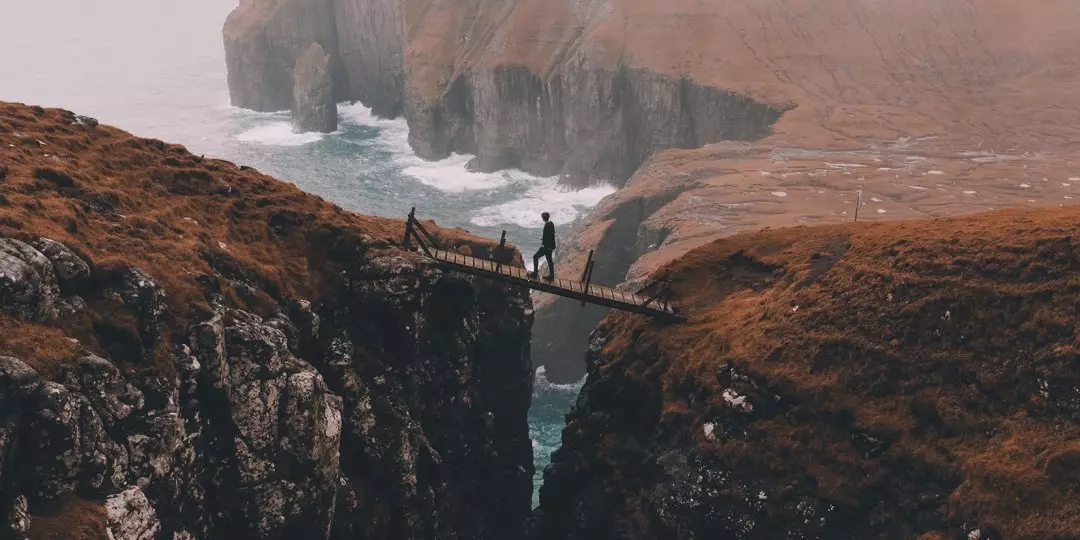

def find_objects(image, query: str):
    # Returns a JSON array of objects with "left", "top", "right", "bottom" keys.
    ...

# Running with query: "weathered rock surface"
[
  {"left": 292, "top": 43, "right": 338, "bottom": 133},
  {"left": 0, "top": 104, "right": 535, "bottom": 539},
  {"left": 224, "top": 0, "right": 788, "bottom": 187},
  {"left": 532, "top": 207, "right": 1080, "bottom": 539},
  {"left": 105, "top": 486, "right": 161, "bottom": 540},
  {"left": 30, "top": 238, "right": 90, "bottom": 286},
  {"left": 0, "top": 238, "right": 59, "bottom": 322},
  {"left": 223, "top": 0, "right": 342, "bottom": 113}
]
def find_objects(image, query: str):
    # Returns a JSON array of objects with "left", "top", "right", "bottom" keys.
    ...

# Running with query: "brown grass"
[
  {"left": 27, "top": 495, "right": 108, "bottom": 540},
  {"left": 0, "top": 316, "right": 79, "bottom": 380},
  {"left": 0, "top": 101, "right": 508, "bottom": 379},
  {"left": 595, "top": 207, "right": 1080, "bottom": 537}
]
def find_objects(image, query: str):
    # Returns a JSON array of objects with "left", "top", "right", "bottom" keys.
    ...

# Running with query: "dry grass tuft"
[{"left": 27, "top": 495, "right": 108, "bottom": 540}]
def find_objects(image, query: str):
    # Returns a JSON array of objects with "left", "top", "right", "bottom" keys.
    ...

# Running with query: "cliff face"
[
  {"left": 223, "top": 0, "right": 788, "bottom": 187},
  {"left": 533, "top": 207, "right": 1080, "bottom": 539},
  {"left": 223, "top": 0, "right": 343, "bottom": 113},
  {"left": 0, "top": 103, "right": 533, "bottom": 539},
  {"left": 292, "top": 43, "right": 338, "bottom": 133},
  {"left": 408, "top": 67, "right": 785, "bottom": 186}
]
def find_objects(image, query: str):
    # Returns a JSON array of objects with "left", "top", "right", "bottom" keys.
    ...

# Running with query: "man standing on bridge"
[{"left": 529, "top": 212, "right": 556, "bottom": 281}]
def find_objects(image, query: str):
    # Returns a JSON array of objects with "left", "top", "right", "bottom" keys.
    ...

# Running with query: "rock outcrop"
[
  {"left": 0, "top": 103, "right": 534, "bottom": 539},
  {"left": 532, "top": 207, "right": 1080, "bottom": 539},
  {"left": 292, "top": 43, "right": 337, "bottom": 133},
  {"left": 223, "top": 0, "right": 789, "bottom": 187}
]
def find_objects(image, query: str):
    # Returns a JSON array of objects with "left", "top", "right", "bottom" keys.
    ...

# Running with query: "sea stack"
[{"left": 291, "top": 43, "right": 336, "bottom": 133}]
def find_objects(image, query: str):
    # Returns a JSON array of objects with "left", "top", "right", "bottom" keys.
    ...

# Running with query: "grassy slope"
[
  {"left": 591, "top": 207, "right": 1080, "bottom": 537},
  {"left": 0, "top": 101, "right": 509, "bottom": 379}
]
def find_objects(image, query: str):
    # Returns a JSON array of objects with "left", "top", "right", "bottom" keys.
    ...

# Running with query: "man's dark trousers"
[{"left": 533, "top": 246, "right": 554, "bottom": 278}]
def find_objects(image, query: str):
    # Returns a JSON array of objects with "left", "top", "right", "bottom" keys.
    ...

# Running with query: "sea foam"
[
  {"left": 470, "top": 178, "right": 615, "bottom": 228},
  {"left": 342, "top": 102, "right": 615, "bottom": 228},
  {"left": 234, "top": 121, "right": 326, "bottom": 146},
  {"left": 533, "top": 366, "right": 586, "bottom": 396}
]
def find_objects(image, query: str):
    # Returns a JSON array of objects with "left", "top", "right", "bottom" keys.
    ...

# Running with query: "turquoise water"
[{"left": 0, "top": 0, "right": 601, "bottom": 507}]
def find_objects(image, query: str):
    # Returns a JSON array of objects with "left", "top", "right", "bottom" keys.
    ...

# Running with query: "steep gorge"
[
  {"left": 532, "top": 208, "right": 1080, "bottom": 539},
  {"left": 0, "top": 103, "right": 533, "bottom": 539}
]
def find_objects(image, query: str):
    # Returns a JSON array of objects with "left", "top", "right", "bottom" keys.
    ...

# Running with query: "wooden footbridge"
[{"left": 403, "top": 209, "right": 685, "bottom": 322}]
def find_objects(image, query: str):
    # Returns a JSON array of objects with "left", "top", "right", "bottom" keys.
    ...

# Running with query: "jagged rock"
[
  {"left": 106, "top": 266, "right": 168, "bottom": 349},
  {"left": 192, "top": 311, "right": 341, "bottom": 538},
  {"left": 56, "top": 295, "right": 87, "bottom": 317},
  {"left": 75, "top": 115, "right": 99, "bottom": 128},
  {"left": 266, "top": 313, "right": 301, "bottom": 353},
  {"left": 30, "top": 238, "right": 90, "bottom": 285},
  {"left": 6, "top": 494, "right": 30, "bottom": 539},
  {"left": 106, "top": 486, "right": 161, "bottom": 540},
  {"left": 291, "top": 43, "right": 337, "bottom": 133},
  {"left": 0, "top": 238, "right": 59, "bottom": 321},
  {"left": 0, "top": 356, "right": 43, "bottom": 399},
  {"left": 60, "top": 354, "right": 145, "bottom": 429},
  {"left": 19, "top": 381, "right": 127, "bottom": 501}
]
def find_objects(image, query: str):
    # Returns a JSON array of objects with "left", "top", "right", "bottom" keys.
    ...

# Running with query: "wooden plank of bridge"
[{"left": 426, "top": 247, "right": 681, "bottom": 320}]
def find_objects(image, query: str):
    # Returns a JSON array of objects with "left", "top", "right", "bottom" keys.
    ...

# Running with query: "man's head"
[{"left": 541, "top": 212, "right": 550, "bottom": 222}]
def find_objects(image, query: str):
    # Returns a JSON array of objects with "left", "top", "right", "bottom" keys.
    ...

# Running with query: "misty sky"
[{"left": 0, "top": 0, "right": 236, "bottom": 140}]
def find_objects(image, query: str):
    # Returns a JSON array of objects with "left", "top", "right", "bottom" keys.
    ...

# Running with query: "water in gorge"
[{"left": 0, "top": 0, "right": 601, "bottom": 507}]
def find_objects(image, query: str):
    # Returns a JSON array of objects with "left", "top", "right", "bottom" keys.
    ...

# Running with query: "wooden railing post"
[
  {"left": 495, "top": 230, "right": 506, "bottom": 273},
  {"left": 403, "top": 207, "right": 416, "bottom": 247},
  {"left": 580, "top": 250, "right": 594, "bottom": 282},
  {"left": 580, "top": 250, "right": 596, "bottom": 307}
]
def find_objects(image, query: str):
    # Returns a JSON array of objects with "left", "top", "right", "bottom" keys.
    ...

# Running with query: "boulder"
[
  {"left": 60, "top": 354, "right": 145, "bottom": 429},
  {"left": 106, "top": 267, "right": 168, "bottom": 349},
  {"left": 0, "top": 238, "right": 59, "bottom": 321},
  {"left": 106, "top": 486, "right": 161, "bottom": 540},
  {"left": 6, "top": 494, "right": 30, "bottom": 539},
  {"left": 291, "top": 43, "right": 337, "bottom": 134},
  {"left": 0, "top": 356, "right": 43, "bottom": 400},
  {"left": 30, "top": 238, "right": 90, "bottom": 285},
  {"left": 19, "top": 382, "right": 127, "bottom": 501}
]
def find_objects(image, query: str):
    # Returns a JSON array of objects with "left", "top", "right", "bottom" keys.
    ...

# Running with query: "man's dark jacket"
[{"left": 542, "top": 221, "right": 556, "bottom": 249}]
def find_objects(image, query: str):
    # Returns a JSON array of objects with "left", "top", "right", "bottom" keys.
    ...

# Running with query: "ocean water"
[{"left": 0, "top": 0, "right": 602, "bottom": 507}]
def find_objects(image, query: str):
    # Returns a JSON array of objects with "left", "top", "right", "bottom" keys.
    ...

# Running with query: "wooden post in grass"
[{"left": 854, "top": 190, "right": 862, "bottom": 223}]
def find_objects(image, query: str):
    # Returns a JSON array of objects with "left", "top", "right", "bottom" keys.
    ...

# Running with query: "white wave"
[
  {"left": 235, "top": 122, "right": 325, "bottom": 146},
  {"left": 533, "top": 366, "right": 585, "bottom": 395},
  {"left": 222, "top": 104, "right": 289, "bottom": 117},
  {"left": 471, "top": 178, "right": 615, "bottom": 228},
  {"left": 341, "top": 101, "right": 615, "bottom": 218},
  {"left": 341, "top": 102, "right": 528, "bottom": 191}
]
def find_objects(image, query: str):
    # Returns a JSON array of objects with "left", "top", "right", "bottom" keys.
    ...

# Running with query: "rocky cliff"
[
  {"left": 223, "top": 0, "right": 789, "bottom": 187},
  {"left": 224, "top": 0, "right": 1080, "bottom": 383},
  {"left": 531, "top": 207, "right": 1080, "bottom": 539},
  {"left": 292, "top": 43, "right": 338, "bottom": 133},
  {"left": 0, "top": 102, "right": 533, "bottom": 539}
]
